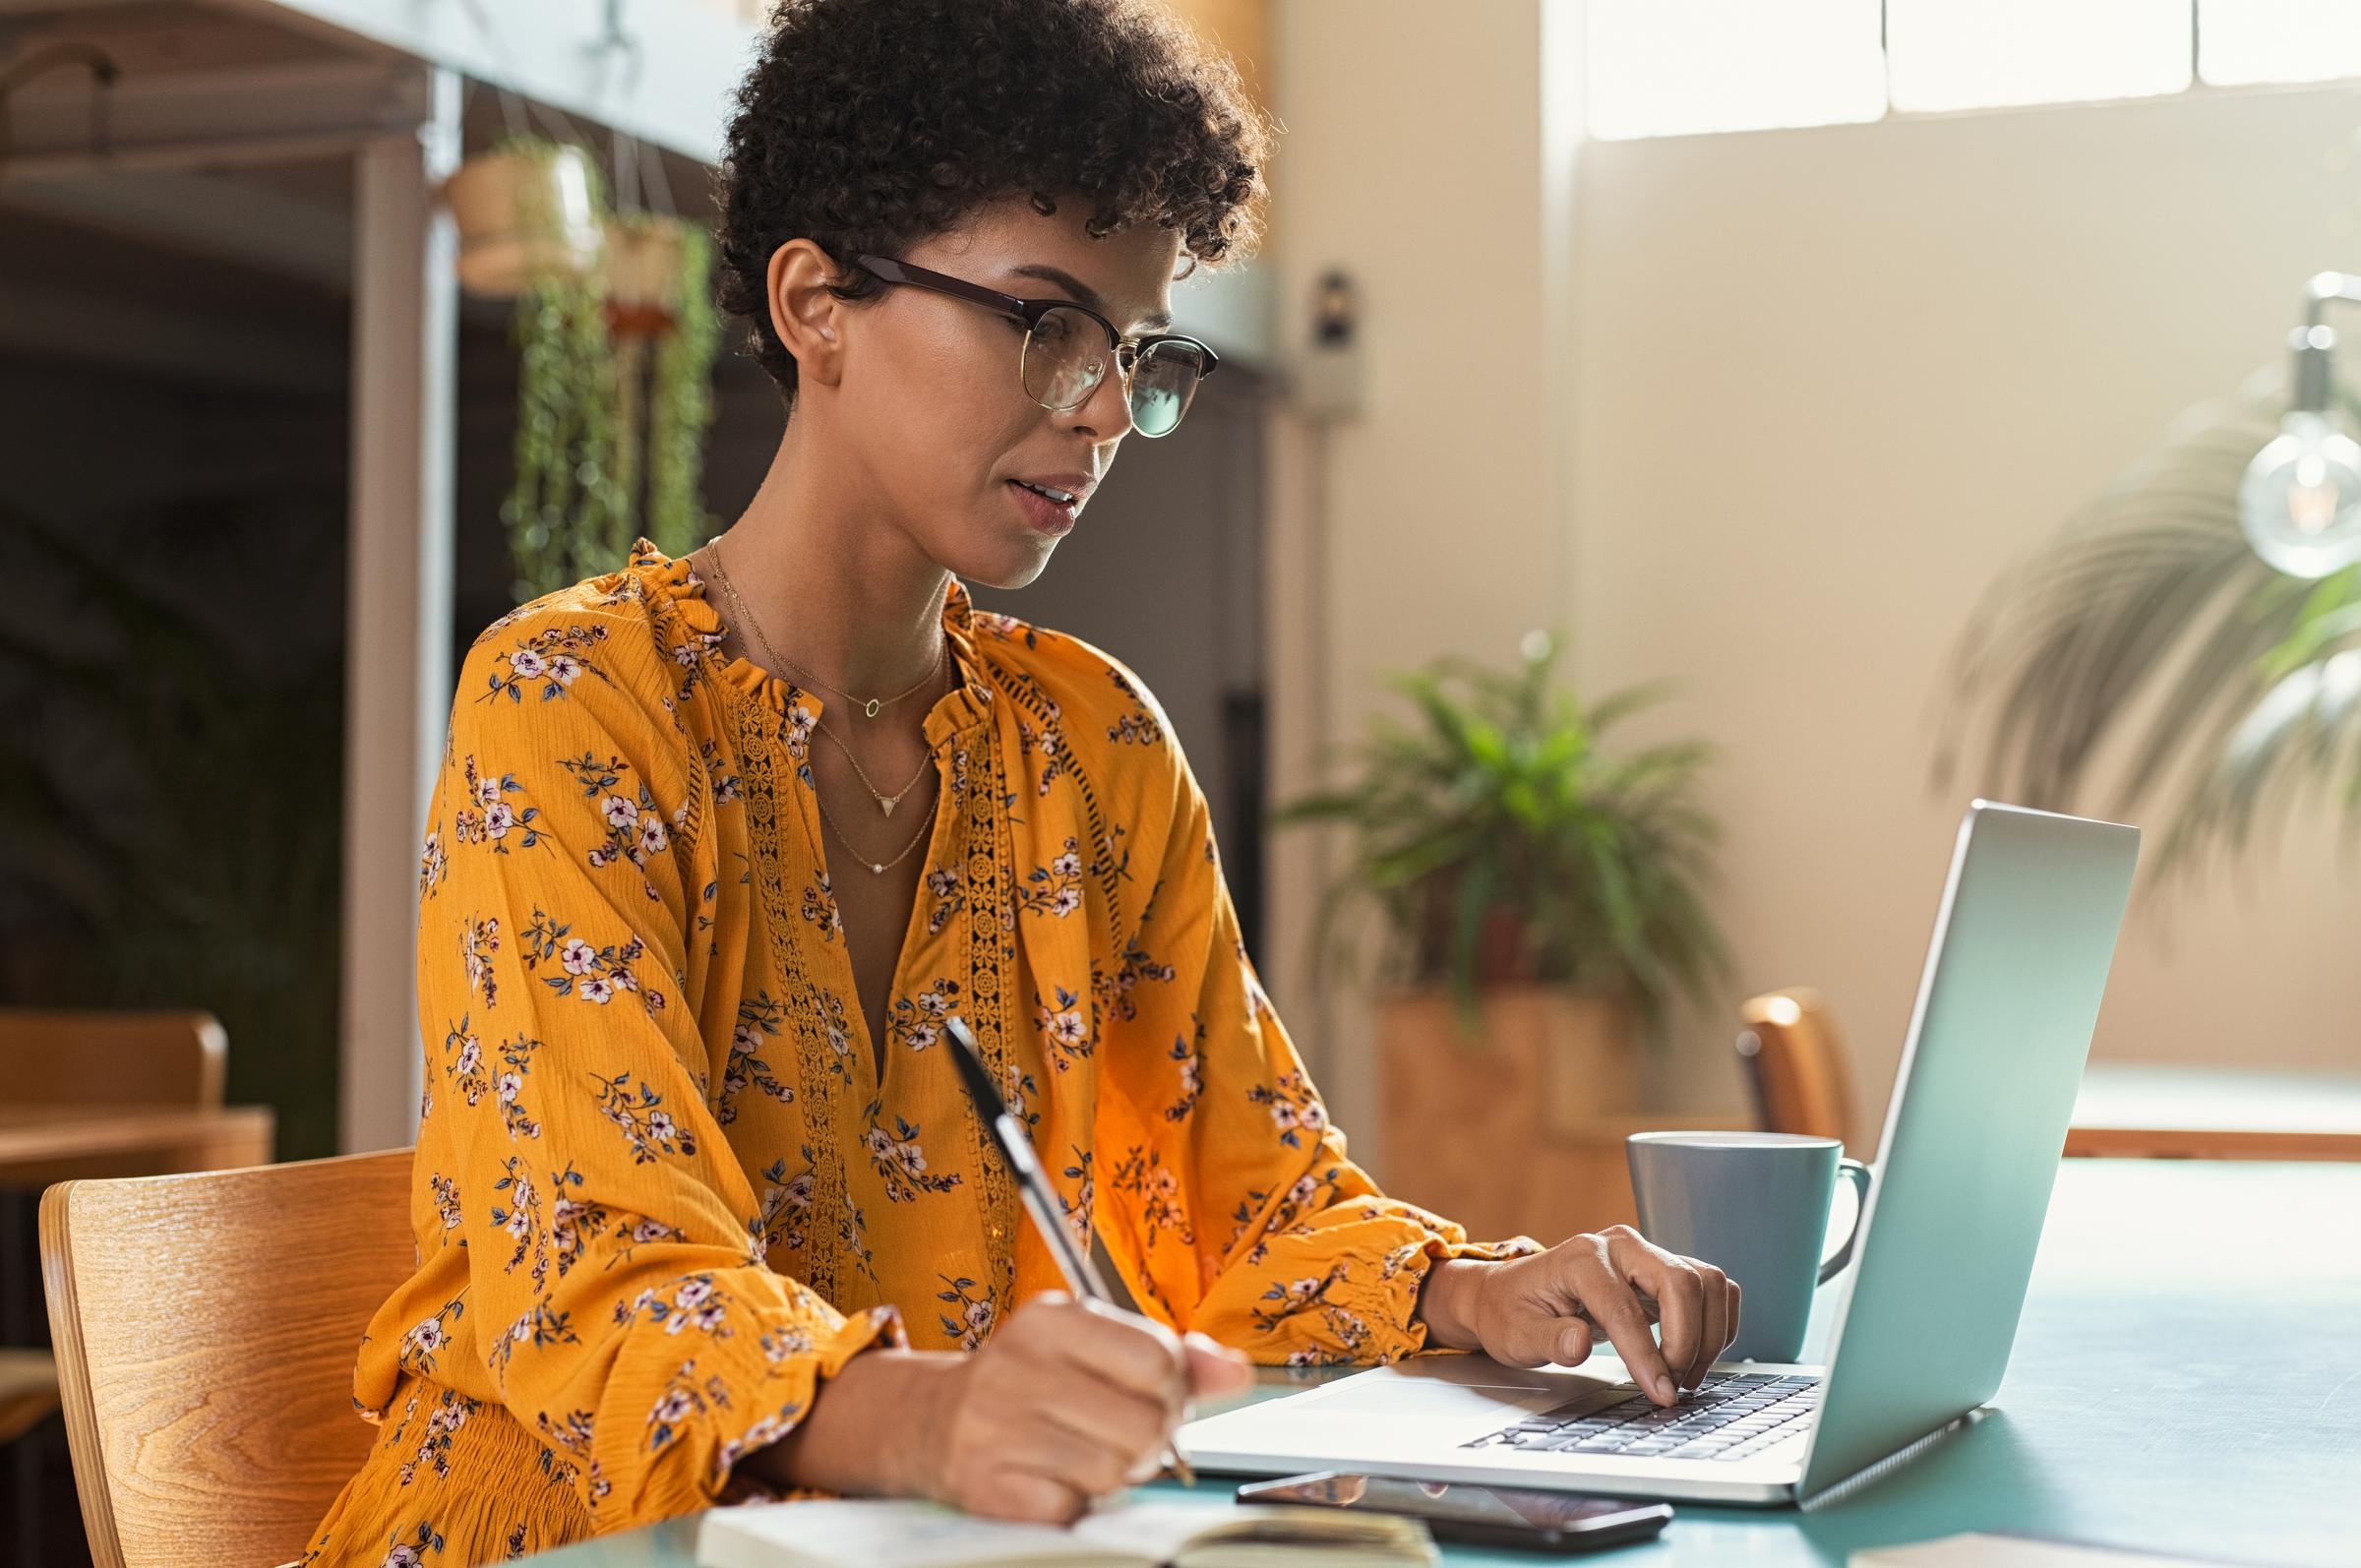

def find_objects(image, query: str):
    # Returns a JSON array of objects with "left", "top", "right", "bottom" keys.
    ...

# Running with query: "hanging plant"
[
  {"left": 643, "top": 221, "right": 720, "bottom": 559},
  {"left": 602, "top": 210, "right": 721, "bottom": 564},
  {"left": 445, "top": 136, "right": 602, "bottom": 298},
  {"left": 479, "top": 136, "right": 619, "bottom": 602},
  {"left": 460, "top": 136, "right": 721, "bottom": 602},
  {"left": 506, "top": 257, "right": 626, "bottom": 601}
]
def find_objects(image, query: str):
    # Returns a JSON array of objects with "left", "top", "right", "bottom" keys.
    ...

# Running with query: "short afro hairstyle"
[{"left": 715, "top": 0, "right": 1273, "bottom": 406}]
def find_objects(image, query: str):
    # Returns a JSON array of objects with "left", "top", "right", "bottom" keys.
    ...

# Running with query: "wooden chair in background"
[
  {"left": 1736, "top": 988, "right": 2361, "bottom": 1163},
  {"left": 0, "top": 1008, "right": 226, "bottom": 1112},
  {"left": 39, "top": 1149, "right": 415, "bottom": 1568},
  {"left": 0, "top": 1007, "right": 253, "bottom": 1564},
  {"left": 1734, "top": 987, "right": 1856, "bottom": 1151}
]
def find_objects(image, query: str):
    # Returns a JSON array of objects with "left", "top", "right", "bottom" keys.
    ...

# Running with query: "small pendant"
[
  {"left": 863, "top": 697, "right": 881, "bottom": 718},
  {"left": 871, "top": 862, "right": 885, "bottom": 875},
  {"left": 879, "top": 795, "right": 897, "bottom": 817}
]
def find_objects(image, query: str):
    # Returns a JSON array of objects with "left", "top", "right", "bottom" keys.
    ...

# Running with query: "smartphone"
[{"left": 1235, "top": 1472, "right": 1673, "bottom": 1554}]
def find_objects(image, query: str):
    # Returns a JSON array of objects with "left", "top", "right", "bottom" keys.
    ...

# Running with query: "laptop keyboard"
[{"left": 1461, "top": 1370, "right": 1822, "bottom": 1464}]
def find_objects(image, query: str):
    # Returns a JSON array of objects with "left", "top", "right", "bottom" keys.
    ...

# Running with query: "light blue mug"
[{"left": 1625, "top": 1130, "right": 1872, "bottom": 1363}]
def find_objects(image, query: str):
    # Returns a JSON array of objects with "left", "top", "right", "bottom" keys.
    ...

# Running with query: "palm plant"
[
  {"left": 1937, "top": 365, "right": 2361, "bottom": 883},
  {"left": 1279, "top": 632, "right": 1729, "bottom": 1043}
]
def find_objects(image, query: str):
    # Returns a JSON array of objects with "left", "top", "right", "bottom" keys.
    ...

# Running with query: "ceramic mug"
[{"left": 1625, "top": 1130, "right": 1872, "bottom": 1363}]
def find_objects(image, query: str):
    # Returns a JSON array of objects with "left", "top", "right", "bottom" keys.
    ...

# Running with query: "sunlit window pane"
[
  {"left": 2200, "top": 0, "right": 2361, "bottom": 85},
  {"left": 1585, "top": 0, "right": 1887, "bottom": 142},
  {"left": 1888, "top": 0, "right": 2193, "bottom": 112}
]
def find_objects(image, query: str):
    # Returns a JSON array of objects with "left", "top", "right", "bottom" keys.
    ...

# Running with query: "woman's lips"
[{"left": 1007, "top": 478, "right": 1078, "bottom": 538}]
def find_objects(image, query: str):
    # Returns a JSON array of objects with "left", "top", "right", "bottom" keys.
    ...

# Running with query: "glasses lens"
[
  {"left": 1022, "top": 306, "right": 1108, "bottom": 411},
  {"left": 1128, "top": 340, "right": 1207, "bottom": 437}
]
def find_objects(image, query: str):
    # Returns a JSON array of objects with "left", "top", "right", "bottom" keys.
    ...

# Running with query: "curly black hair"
[{"left": 714, "top": 0, "right": 1273, "bottom": 406}]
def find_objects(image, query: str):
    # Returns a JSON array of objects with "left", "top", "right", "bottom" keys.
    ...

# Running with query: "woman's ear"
[{"left": 766, "top": 238, "right": 848, "bottom": 389}]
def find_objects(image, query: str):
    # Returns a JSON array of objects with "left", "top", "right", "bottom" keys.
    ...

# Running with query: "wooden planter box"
[{"left": 1376, "top": 985, "right": 1748, "bottom": 1244}]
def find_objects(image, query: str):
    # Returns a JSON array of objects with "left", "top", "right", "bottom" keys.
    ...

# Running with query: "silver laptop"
[{"left": 1181, "top": 801, "right": 2139, "bottom": 1509}]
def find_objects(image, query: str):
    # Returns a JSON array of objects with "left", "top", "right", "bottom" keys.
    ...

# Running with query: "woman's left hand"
[{"left": 1416, "top": 1228, "right": 1740, "bottom": 1407}]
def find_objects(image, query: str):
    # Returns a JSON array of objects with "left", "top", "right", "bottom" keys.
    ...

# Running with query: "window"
[
  {"left": 1585, "top": 0, "right": 2361, "bottom": 142},
  {"left": 1584, "top": 0, "right": 1886, "bottom": 142},
  {"left": 2199, "top": 0, "right": 2361, "bottom": 85},
  {"left": 1886, "top": 0, "right": 2190, "bottom": 113}
]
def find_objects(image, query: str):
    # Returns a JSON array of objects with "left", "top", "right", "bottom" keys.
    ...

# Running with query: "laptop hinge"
[{"left": 1796, "top": 1409, "right": 1983, "bottom": 1512}]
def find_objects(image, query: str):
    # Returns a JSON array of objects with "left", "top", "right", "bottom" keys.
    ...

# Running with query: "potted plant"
[
  {"left": 505, "top": 224, "right": 626, "bottom": 602},
  {"left": 468, "top": 142, "right": 722, "bottom": 602},
  {"left": 1280, "top": 631, "right": 1730, "bottom": 1189},
  {"left": 445, "top": 136, "right": 603, "bottom": 298},
  {"left": 604, "top": 211, "right": 722, "bottom": 563}
]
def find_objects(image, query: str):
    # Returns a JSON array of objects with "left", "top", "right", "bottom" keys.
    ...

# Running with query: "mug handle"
[{"left": 1817, "top": 1158, "right": 1874, "bottom": 1285}]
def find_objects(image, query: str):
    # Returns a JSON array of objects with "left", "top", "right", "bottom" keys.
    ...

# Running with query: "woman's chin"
[{"left": 941, "top": 531, "right": 1059, "bottom": 592}]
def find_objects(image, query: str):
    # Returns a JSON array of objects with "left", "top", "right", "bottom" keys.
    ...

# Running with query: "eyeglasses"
[{"left": 851, "top": 253, "right": 1218, "bottom": 438}]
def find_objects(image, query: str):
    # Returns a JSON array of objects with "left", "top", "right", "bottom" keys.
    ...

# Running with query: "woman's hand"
[
  {"left": 1417, "top": 1228, "right": 1740, "bottom": 1406},
  {"left": 756, "top": 1292, "right": 1252, "bottom": 1522}
]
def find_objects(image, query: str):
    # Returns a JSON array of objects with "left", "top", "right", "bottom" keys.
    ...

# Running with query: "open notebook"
[{"left": 695, "top": 1497, "right": 1437, "bottom": 1568}]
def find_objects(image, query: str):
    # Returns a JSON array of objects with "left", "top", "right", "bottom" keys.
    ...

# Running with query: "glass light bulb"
[{"left": 2239, "top": 410, "right": 2361, "bottom": 577}]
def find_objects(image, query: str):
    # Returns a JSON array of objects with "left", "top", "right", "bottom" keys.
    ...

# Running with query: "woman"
[{"left": 303, "top": 2, "right": 1738, "bottom": 1562}]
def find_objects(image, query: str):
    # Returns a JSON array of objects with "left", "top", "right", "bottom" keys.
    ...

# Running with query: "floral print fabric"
[{"left": 300, "top": 542, "right": 1534, "bottom": 1566}]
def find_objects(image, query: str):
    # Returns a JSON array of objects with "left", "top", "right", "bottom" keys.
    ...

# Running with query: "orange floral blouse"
[{"left": 299, "top": 541, "right": 1534, "bottom": 1567}]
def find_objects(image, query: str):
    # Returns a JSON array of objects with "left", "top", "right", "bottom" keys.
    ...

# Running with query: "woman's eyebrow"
[{"left": 1005, "top": 263, "right": 1174, "bottom": 332}]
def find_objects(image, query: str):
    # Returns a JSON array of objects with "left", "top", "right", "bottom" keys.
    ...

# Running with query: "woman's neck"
[{"left": 714, "top": 420, "right": 952, "bottom": 701}]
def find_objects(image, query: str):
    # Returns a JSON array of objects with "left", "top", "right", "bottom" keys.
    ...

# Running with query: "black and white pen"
[{"left": 943, "top": 1012, "right": 1197, "bottom": 1487}]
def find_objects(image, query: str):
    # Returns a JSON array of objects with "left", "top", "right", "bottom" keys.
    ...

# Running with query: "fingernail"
[{"left": 1653, "top": 1373, "right": 1677, "bottom": 1402}]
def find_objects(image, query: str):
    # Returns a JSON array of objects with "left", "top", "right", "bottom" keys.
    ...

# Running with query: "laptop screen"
[{"left": 1799, "top": 802, "right": 2138, "bottom": 1502}]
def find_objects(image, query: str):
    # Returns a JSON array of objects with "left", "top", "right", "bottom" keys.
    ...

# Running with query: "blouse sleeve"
[
  {"left": 411, "top": 614, "right": 899, "bottom": 1528},
  {"left": 1092, "top": 737, "right": 1541, "bottom": 1368}
]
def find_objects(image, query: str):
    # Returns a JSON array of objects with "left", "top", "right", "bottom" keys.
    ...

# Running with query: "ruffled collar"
[{"left": 628, "top": 538, "right": 994, "bottom": 747}]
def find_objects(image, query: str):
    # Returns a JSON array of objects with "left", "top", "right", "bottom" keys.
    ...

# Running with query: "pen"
[{"left": 943, "top": 1012, "right": 1198, "bottom": 1487}]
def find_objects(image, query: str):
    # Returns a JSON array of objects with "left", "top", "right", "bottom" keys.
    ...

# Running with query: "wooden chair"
[
  {"left": 39, "top": 1149, "right": 416, "bottom": 1568},
  {"left": 1735, "top": 987, "right": 1856, "bottom": 1151},
  {"left": 0, "top": 1349, "right": 59, "bottom": 1446},
  {"left": 0, "top": 1008, "right": 235, "bottom": 1563},
  {"left": 0, "top": 1008, "right": 227, "bottom": 1111}
]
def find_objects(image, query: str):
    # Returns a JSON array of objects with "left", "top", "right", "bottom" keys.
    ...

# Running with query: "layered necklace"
[{"left": 703, "top": 538, "right": 946, "bottom": 875}]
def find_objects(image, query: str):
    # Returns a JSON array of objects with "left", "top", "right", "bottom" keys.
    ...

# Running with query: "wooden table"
[
  {"left": 0, "top": 1106, "right": 274, "bottom": 1190},
  {"left": 2066, "top": 1061, "right": 2361, "bottom": 1161},
  {"left": 514, "top": 1159, "right": 2361, "bottom": 1567}
]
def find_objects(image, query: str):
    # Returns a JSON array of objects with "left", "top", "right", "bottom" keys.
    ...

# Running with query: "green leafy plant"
[
  {"left": 493, "top": 144, "right": 721, "bottom": 600},
  {"left": 0, "top": 505, "right": 344, "bottom": 1160},
  {"left": 1279, "top": 632, "right": 1730, "bottom": 1043},
  {"left": 1937, "top": 367, "right": 2361, "bottom": 883},
  {"left": 501, "top": 136, "right": 626, "bottom": 600},
  {"left": 642, "top": 218, "right": 721, "bottom": 559}
]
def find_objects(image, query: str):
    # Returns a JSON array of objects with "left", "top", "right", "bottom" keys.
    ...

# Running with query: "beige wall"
[
  {"left": 1269, "top": 0, "right": 2361, "bottom": 1174},
  {"left": 1572, "top": 84, "right": 2361, "bottom": 1129},
  {"left": 1264, "top": 0, "right": 1575, "bottom": 1169}
]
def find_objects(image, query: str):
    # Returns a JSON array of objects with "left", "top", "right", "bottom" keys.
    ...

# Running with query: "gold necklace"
[
  {"left": 707, "top": 538, "right": 945, "bottom": 719},
  {"left": 700, "top": 542, "right": 940, "bottom": 873},
  {"left": 815, "top": 784, "right": 938, "bottom": 876},
  {"left": 816, "top": 719, "right": 934, "bottom": 817}
]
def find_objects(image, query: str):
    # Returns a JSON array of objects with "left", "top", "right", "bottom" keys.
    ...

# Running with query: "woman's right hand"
[
  {"left": 757, "top": 1292, "right": 1253, "bottom": 1522},
  {"left": 913, "top": 1292, "right": 1252, "bottom": 1523}
]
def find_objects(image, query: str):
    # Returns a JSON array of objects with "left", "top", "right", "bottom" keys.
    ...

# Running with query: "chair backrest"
[
  {"left": 40, "top": 1148, "right": 416, "bottom": 1568},
  {"left": 1735, "top": 987, "right": 1856, "bottom": 1150},
  {"left": 0, "top": 1008, "right": 226, "bottom": 1109}
]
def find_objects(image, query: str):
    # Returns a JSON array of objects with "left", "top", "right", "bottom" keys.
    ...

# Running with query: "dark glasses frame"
[{"left": 850, "top": 252, "right": 1219, "bottom": 434}]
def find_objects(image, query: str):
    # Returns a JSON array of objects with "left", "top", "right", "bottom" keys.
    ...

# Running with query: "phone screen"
[{"left": 1238, "top": 1471, "right": 1669, "bottom": 1538}]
